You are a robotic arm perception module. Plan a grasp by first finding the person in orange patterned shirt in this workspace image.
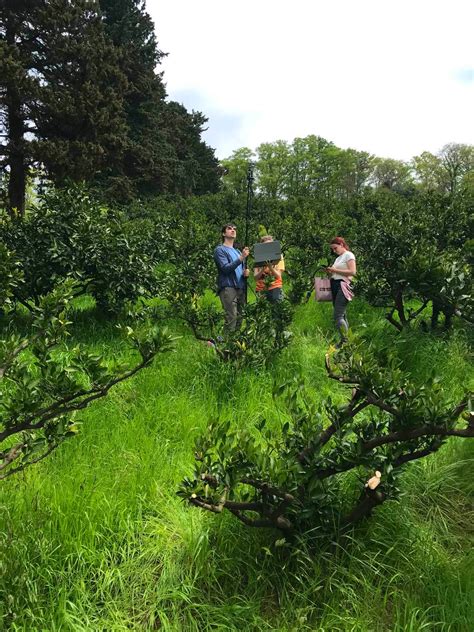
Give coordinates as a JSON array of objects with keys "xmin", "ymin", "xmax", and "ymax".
[{"xmin": 253, "ymin": 235, "xmax": 285, "ymax": 302}]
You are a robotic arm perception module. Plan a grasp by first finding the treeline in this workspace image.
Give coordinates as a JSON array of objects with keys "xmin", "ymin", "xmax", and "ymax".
[
  {"xmin": 0, "ymin": 0, "xmax": 221, "ymax": 216},
  {"xmin": 222, "ymin": 137, "xmax": 474, "ymax": 199}
]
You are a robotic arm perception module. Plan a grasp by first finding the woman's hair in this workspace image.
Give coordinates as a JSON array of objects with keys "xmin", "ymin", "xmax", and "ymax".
[
  {"xmin": 330, "ymin": 236, "xmax": 349, "ymax": 250},
  {"xmin": 260, "ymin": 235, "xmax": 273, "ymax": 242}
]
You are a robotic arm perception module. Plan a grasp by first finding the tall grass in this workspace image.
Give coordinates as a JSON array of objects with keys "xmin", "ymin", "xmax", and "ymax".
[{"xmin": 0, "ymin": 299, "xmax": 472, "ymax": 631}]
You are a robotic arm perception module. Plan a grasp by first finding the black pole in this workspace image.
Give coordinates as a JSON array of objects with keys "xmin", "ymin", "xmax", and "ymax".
[{"xmin": 244, "ymin": 163, "xmax": 254, "ymax": 303}]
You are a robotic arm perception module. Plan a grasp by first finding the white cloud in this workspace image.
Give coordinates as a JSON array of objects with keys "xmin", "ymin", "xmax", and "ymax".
[{"xmin": 147, "ymin": 0, "xmax": 474, "ymax": 160}]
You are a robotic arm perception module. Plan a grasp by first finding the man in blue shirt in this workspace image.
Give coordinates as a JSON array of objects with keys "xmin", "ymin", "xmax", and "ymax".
[{"xmin": 214, "ymin": 223, "xmax": 250, "ymax": 332}]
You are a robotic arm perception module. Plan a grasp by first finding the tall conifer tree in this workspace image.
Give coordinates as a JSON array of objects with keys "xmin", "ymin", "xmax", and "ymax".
[
  {"xmin": 98, "ymin": 0, "xmax": 170, "ymax": 198},
  {"xmin": 98, "ymin": 0, "xmax": 220, "ymax": 199},
  {"xmin": 0, "ymin": 0, "xmax": 128, "ymax": 215}
]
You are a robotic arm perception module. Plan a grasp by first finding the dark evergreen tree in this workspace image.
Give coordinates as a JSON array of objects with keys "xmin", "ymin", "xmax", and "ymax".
[
  {"xmin": 97, "ymin": 0, "xmax": 171, "ymax": 199},
  {"xmin": 97, "ymin": 0, "xmax": 220, "ymax": 199},
  {"xmin": 0, "ymin": 0, "xmax": 128, "ymax": 216},
  {"xmin": 161, "ymin": 101, "xmax": 220, "ymax": 196}
]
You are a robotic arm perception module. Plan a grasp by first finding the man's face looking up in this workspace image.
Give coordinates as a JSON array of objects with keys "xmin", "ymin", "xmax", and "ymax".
[{"xmin": 223, "ymin": 225, "xmax": 237, "ymax": 239}]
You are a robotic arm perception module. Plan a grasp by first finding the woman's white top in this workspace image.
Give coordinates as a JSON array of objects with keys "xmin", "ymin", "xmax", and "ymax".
[{"xmin": 331, "ymin": 250, "xmax": 355, "ymax": 280}]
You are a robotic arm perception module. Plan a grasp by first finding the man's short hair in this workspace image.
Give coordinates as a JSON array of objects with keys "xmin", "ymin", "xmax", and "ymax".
[{"xmin": 221, "ymin": 223, "xmax": 237, "ymax": 233}]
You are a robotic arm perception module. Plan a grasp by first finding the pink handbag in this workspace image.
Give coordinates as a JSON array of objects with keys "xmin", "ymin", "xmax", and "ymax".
[{"xmin": 314, "ymin": 276, "xmax": 332, "ymax": 302}]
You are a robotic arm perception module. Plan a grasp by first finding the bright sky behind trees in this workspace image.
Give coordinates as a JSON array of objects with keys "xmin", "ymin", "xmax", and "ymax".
[{"xmin": 148, "ymin": 0, "xmax": 473, "ymax": 160}]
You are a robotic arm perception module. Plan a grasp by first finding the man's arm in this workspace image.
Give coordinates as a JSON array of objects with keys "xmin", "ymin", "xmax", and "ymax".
[{"xmin": 214, "ymin": 246, "xmax": 249, "ymax": 273}]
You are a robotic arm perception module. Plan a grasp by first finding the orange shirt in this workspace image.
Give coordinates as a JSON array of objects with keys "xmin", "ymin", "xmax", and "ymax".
[{"xmin": 255, "ymin": 257, "xmax": 285, "ymax": 292}]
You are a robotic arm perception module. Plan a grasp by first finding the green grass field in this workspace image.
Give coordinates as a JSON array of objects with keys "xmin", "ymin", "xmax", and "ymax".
[{"xmin": 0, "ymin": 298, "xmax": 473, "ymax": 631}]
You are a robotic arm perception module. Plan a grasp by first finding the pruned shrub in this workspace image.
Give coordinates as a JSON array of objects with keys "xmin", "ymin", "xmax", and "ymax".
[
  {"xmin": 178, "ymin": 338, "xmax": 472, "ymax": 536},
  {"xmin": 1, "ymin": 186, "xmax": 158, "ymax": 313},
  {"xmin": 355, "ymin": 189, "xmax": 473, "ymax": 330},
  {"xmin": 0, "ymin": 281, "xmax": 176, "ymax": 480}
]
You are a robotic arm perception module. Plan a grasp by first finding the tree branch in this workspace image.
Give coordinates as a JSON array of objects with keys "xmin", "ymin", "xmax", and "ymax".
[
  {"xmin": 0, "ymin": 441, "xmax": 25, "ymax": 472},
  {"xmin": 185, "ymin": 317, "xmax": 226, "ymax": 360},
  {"xmin": 408, "ymin": 300, "xmax": 429, "ymax": 319},
  {"xmin": 0, "ymin": 354, "xmax": 154, "ymax": 445},
  {"xmin": 364, "ymin": 392, "xmax": 399, "ymax": 416},
  {"xmin": 189, "ymin": 492, "xmax": 228, "ymax": 514},
  {"xmin": 385, "ymin": 308, "xmax": 403, "ymax": 331},
  {"xmin": 362, "ymin": 420, "xmax": 472, "ymax": 452},
  {"xmin": 241, "ymin": 477, "xmax": 295, "ymax": 502},
  {"xmin": 0, "ymin": 441, "xmax": 60, "ymax": 481},
  {"xmin": 393, "ymin": 445, "xmax": 442, "ymax": 468},
  {"xmin": 298, "ymin": 390, "xmax": 370, "ymax": 463},
  {"xmin": 227, "ymin": 507, "xmax": 293, "ymax": 531}
]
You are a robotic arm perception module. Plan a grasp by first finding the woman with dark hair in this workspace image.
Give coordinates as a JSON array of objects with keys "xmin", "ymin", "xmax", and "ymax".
[{"xmin": 326, "ymin": 237, "xmax": 356, "ymax": 346}]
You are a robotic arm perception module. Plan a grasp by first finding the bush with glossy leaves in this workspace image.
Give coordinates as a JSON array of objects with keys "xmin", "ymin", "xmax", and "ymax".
[
  {"xmin": 1, "ymin": 186, "xmax": 158, "ymax": 313},
  {"xmin": 178, "ymin": 337, "xmax": 473, "ymax": 536},
  {"xmin": 0, "ymin": 281, "xmax": 176, "ymax": 480}
]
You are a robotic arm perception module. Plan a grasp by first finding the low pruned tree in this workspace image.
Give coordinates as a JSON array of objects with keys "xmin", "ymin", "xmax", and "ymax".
[
  {"xmin": 178, "ymin": 340, "xmax": 472, "ymax": 535},
  {"xmin": 0, "ymin": 280, "xmax": 176, "ymax": 480},
  {"xmin": 355, "ymin": 189, "xmax": 473, "ymax": 330}
]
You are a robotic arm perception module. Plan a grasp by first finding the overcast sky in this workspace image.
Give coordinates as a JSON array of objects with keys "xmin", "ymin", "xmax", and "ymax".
[{"xmin": 147, "ymin": 0, "xmax": 474, "ymax": 161}]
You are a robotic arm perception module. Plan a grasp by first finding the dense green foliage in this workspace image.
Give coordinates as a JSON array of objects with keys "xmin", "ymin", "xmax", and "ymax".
[
  {"xmin": 353, "ymin": 189, "xmax": 473, "ymax": 328},
  {"xmin": 97, "ymin": 0, "xmax": 220, "ymax": 199},
  {"xmin": 1, "ymin": 0, "xmax": 127, "ymax": 214},
  {"xmin": 0, "ymin": 4, "xmax": 473, "ymax": 627},
  {"xmin": 1, "ymin": 186, "xmax": 160, "ymax": 312},
  {"xmin": 179, "ymin": 333, "xmax": 472, "ymax": 534},
  {"xmin": 0, "ymin": 170, "xmax": 471, "ymax": 628}
]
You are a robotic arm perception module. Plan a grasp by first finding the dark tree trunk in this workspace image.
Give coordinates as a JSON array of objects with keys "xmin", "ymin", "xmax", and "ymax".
[
  {"xmin": 394, "ymin": 286, "xmax": 407, "ymax": 326},
  {"xmin": 341, "ymin": 489, "xmax": 386, "ymax": 528},
  {"xmin": 431, "ymin": 299, "xmax": 441, "ymax": 329},
  {"xmin": 7, "ymin": 129, "xmax": 26, "ymax": 218},
  {"xmin": 431, "ymin": 299, "xmax": 455, "ymax": 330},
  {"xmin": 5, "ymin": 19, "xmax": 27, "ymax": 218}
]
